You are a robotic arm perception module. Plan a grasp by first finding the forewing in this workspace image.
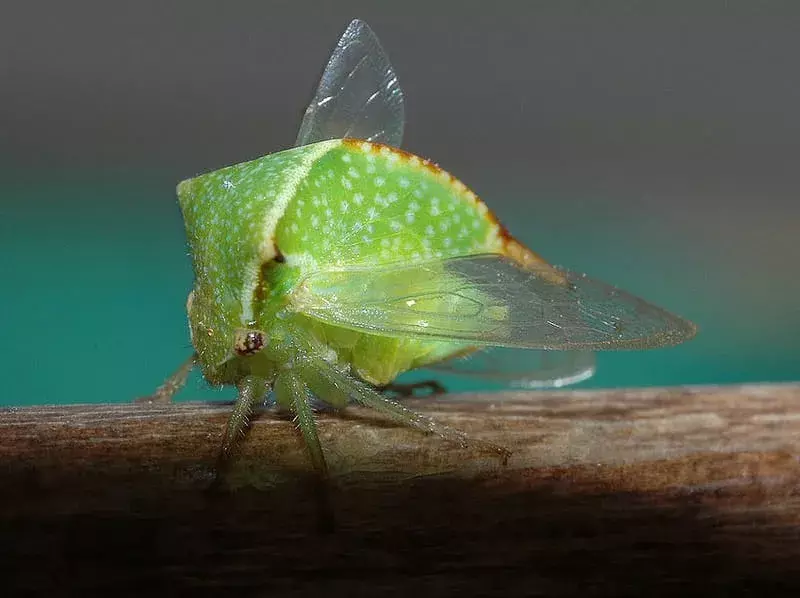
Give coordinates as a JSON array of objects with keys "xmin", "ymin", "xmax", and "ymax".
[
  {"xmin": 428, "ymin": 348, "xmax": 596, "ymax": 389},
  {"xmin": 291, "ymin": 254, "xmax": 697, "ymax": 351},
  {"xmin": 295, "ymin": 19, "xmax": 405, "ymax": 148}
]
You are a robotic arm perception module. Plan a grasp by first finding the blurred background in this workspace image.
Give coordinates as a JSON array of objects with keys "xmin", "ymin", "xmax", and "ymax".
[{"xmin": 1, "ymin": 1, "xmax": 798, "ymax": 405}]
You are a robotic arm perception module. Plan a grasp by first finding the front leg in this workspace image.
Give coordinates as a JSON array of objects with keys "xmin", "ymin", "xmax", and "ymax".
[
  {"xmin": 215, "ymin": 375, "xmax": 270, "ymax": 474},
  {"xmin": 136, "ymin": 353, "xmax": 197, "ymax": 404},
  {"xmin": 275, "ymin": 372, "xmax": 335, "ymax": 532}
]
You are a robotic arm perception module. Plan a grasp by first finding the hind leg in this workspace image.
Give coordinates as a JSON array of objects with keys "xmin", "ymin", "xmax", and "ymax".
[{"xmin": 313, "ymin": 358, "xmax": 510, "ymax": 465}]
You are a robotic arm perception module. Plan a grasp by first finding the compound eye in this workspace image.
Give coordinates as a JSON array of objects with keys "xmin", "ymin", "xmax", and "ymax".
[{"xmin": 234, "ymin": 328, "xmax": 268, "ymax": 356}]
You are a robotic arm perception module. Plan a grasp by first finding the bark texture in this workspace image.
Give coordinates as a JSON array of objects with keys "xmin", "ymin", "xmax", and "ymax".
[{"xmin": 2, "ymin": 384, "xmax": 799, "ymax": 596}]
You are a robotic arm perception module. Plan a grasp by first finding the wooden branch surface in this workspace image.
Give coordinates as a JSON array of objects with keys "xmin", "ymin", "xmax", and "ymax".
[{"xmin": 2, "ymin": 384, "xmax": 800, "ymax": 596}]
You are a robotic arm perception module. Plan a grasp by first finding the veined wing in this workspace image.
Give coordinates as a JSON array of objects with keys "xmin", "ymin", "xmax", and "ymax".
[
  {"xmin": 290, "ymin": 254, "xmax": 697, "ymax": 351},
  {"xmin": 428, "ymin": 348, "xmax": 596, "ymax": 389},
  {"xmin": 295, "ymin": 19, "xmax": 405, "ymax": 148}
]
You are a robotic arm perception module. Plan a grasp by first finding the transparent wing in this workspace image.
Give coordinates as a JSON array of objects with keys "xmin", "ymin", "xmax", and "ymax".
[
  {"xmin": 295, "ymin": 19, "xmax": 405, "ymax": 148},
  {"xmin": 428, "ymin": 348, "xmax": 596, "ymax": 389},
  {"xmin": 291, "ymin": 254, "xmax": 697, "ymax": 351}
]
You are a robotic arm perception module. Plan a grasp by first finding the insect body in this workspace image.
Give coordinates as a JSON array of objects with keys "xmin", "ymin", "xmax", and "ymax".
[
  {"xmin": 181, "ymin": 138, "xmax": 554, "ymax": 388},
  {"xmin": 142, "ymin": 20, "xmax": 696, "ymax": 478}
]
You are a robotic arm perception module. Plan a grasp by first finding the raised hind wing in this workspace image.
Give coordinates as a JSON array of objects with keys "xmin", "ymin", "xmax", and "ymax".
[
  {"xmin": 295, "ymin": 19, "xmax": 405, "ymax": 148},
  {"xmin": 290, "ymin": 254, "xmax": 697, "ymax": 351}
]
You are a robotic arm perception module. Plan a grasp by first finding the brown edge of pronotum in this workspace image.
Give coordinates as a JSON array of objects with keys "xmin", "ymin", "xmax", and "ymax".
[{"xmin": 342, "ymin": 138, "xmax": 567, "ymax": 285}]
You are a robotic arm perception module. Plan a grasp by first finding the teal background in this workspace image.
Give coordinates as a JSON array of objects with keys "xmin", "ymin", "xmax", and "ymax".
[{"xmin": 2, "ymin": 2, "xmax": 798, "ymax": 405}]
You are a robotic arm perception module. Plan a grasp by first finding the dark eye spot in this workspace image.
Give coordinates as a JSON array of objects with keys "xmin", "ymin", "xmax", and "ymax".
[{"xmin": 234, "ymin": 329, "xmax": 266, "ymax": 356}]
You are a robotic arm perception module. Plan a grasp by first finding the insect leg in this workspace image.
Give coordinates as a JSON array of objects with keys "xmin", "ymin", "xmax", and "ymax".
[
  {"xmin": 212, "ymin": 375, "xmax": 270, "ymax": 483},
  {"xmin": 313, "ymin": 357, "xmax": 511, "ymax": 465},
  {"xmin": 275, "ymin": 374, "xmax": 328, "ymax": 476},
  {"xmin": 275, "ymin": 373, "xmax": 334, "ymax": 532},
  {"xmin": 135, "ymin": 353, "xmax": 197, "ymax": 404}
]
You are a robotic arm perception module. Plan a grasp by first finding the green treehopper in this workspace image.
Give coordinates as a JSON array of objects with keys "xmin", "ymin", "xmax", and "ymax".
[{"xmin": 140, "ymin": 19, "xmax": 696, "ymax": 494}]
